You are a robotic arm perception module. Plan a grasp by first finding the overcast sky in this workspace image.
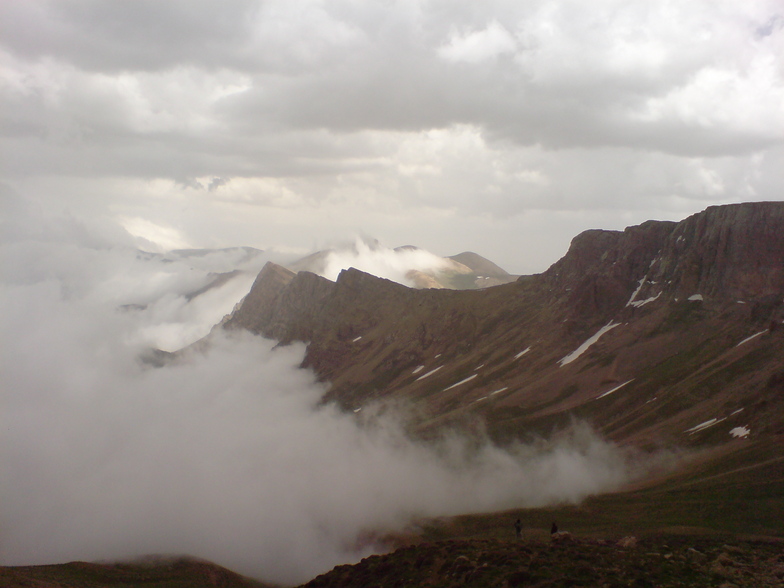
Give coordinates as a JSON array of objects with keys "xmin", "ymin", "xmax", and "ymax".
[{"xmin": 1, "ymin": 0, "xmax": 783, "ymax": 273}]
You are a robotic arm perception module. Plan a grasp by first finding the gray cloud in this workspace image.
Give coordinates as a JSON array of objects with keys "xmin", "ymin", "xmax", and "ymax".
[
  {"xmin": 0, "ymin": 1, "xmax": 782, "ymax": 274},
  {"xmin": 0, "ymin": 0, "xmax": 259, "ymax": 72}
]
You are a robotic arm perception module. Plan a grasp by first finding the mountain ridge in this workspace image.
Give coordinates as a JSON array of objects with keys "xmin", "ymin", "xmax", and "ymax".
[{"xmin": 224, "ymin": 202, "xmax": 784, "ymax": 451}]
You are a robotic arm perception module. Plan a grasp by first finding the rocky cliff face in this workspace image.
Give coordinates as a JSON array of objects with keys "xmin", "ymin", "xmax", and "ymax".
[
  {"xmin": 224, "ymin": 202, "xmax": 784, "ymax": 452},
  {"xmin": 654, "ymin": 202, "xmax": 784, "ymax": 300}
]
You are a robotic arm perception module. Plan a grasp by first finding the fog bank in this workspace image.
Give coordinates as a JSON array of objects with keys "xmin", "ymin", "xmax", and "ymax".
[{"xmin": 1, "ymin": 217, "xmax": 640, "ymax": 585}]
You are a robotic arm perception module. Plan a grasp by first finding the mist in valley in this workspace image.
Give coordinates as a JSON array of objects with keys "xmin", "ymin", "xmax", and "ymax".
[{"xmin": 0, "ymin": 214, "xmax": 647, "ymax": 585}]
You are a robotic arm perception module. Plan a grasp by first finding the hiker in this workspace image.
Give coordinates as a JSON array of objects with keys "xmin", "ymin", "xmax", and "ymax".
[
  {"xmin": 514, "ymin": 518, "xmax": 522, "ymax": 539},
  {"xmin": 550, "ymin": 521, "xmax": 558, "ymax": 535}
]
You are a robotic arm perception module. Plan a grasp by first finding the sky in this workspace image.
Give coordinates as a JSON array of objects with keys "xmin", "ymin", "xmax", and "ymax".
[{"xmin": 2, "ymin": 0, "xmax": 783, "ymax": 274}]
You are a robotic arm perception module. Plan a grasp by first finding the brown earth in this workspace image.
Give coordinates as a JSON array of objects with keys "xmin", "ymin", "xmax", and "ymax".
[{"xmin": 301, "ymin": 534, "xmax": 784, "ymax": 588}]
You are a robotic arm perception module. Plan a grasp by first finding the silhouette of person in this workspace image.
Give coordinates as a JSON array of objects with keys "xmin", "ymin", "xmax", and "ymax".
[
  {"xmin": 514, "ymin": 518, "xmax": 522, "ymax": 539},
  {"xmin": 551, "ymin": 521, "xmax": 558, "ymax": 535}
]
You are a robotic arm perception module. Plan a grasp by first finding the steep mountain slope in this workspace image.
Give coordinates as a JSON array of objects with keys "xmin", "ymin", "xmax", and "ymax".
[{"xmin": 224, "ymin": 202, "xmax": 784, "ymax": 455}]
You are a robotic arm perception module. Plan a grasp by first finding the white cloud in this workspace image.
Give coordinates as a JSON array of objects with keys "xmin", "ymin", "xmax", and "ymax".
[
  {"xmin": 316, "ymin": 237, "xmax": 459, "ymax": 286},
  {"xmin": 120, "ymin": 217, "xmax": 192, "ymax": 251}
]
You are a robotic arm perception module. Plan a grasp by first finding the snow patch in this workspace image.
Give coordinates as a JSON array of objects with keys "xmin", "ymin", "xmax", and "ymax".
[
  {"xmin": 630, "ymin": 292, "xmax": 661, "ymax": 308},
  {"xmin": 412, "ymin": 365, "xmax": 424, "ymax": 375},
  {"xmin": 596, "ymin": 379, "xmax": 635, "ymax": 400},
  {"xmin": 416, "ymin": 366, "xmax": 443, "ymax": 381},
  {"xmin": 730, "ymin": 408, "xmax": 744, "ymax": 416},
  {"xmin": 685, "ymin": 417, "xmax": 725, "ymax": 434},
  {"xmin": 687, "ymin": 294, "xmax": 703, "ymax": 301},
  {"xmin": 444, "ymin": 373, "xmax": 478, "ymax": 391},
  {"xmin": 730, "ymin": 426, "xmax": 750, "ymax": 439},
  {"xmin": 489, "ymin": 387, "xmax": 508, "ymax": 396},
  {"xmin": 558, "ymin": 322, "xmax": 620, "ymax": 367},
  {"xmin": 626, "ymin": 277, "xmax": 647, "ymax": 306},
  {"xmin": 736, "ymin": 330, "xmax": 767, "ymax": 347},
  {"xmin": 475, "ymin": 364, "xmax": 485, "ymax": 371},
  {"xmin": 514, "ymin": 347, "xmax": 531, "ymax": 360},
  {"xmin": 352, "ymin": 336, "xmax": 362, "ymax": 342}
]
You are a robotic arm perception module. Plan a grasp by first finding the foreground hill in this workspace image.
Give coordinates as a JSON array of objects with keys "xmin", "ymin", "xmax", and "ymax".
[
  {"xmin": 302, "ymin": 535, "xmax": 784, "ymax": 588},
  {"xmin": 0, "ymin": 556, "xmax": 274, "ymax": 588},
  {"xmin": 5, "ymin": 534, "xmax": 782, "ymax": 587}
]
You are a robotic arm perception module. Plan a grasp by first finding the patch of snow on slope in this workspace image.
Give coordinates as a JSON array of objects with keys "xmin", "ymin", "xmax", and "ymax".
[
  {"xmin": 596, "ymin": 379, "xmax": 635, "ymax": 400},
  {"xmin": 626, "ymin": 277, "xmax": 647, "ymax": 306},
  {"xmin": 630, "ymin": 292, "xmax": 661, "ymax": 308},
  {"xmin": 444, "ymin": 374, "xmax": 478, "ymax": 391},
  {"xmin": 558, "ymin": 322, "xmax": 620, "ymax": 367},
  {"xmin": 490, "ymin": 387, "xmax": 508, "ymax": 396},
  {"xmin": 514, "ymin": 347, "xmax": 531, "ymax": 360},
  {"xmin": 730, "ymin": 426, "xmax": 750, "ymax": 438},
  {"xmin": 688, "ymin": 294, "xmax": 703, "ymax": 301},
  {"xmin": 412, "ymin": 365, "xmax": 424, "ymax": 374},
  {"xmin": 416, "ymin": 366, "xmax": 443, "ymax": 381},
  {"xmin": 685, "ymin": 418, "xmax": 725, "ymax": 434},
  {"xmin": 352, "ymin": 336, "xmax": 362, "ymax": 342},
  {"xmin": 730, "ymin": 408, "xmax": 744, "ymax": 416},
  {"xmin": 736, "ymin": 330, "xmax": 767, "ymax": 347}
]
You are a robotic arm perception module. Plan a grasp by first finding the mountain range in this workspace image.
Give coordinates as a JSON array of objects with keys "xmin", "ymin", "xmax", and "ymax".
[
  {"xmin": 218, "ymin": 201, "xmax": 784, "ymax": 553},
  {"xmin": 5, "ymin": 201, "xmax": 782, "ymax": 587},
  {"xmin": 224, "ymin": 202, "xmax": 784, "ymax": 450}
]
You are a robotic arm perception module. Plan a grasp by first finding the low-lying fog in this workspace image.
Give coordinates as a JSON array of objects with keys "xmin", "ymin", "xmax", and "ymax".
[{"xmin": 2, "ymin": 212, "xmax": 642, "ymax": 585}]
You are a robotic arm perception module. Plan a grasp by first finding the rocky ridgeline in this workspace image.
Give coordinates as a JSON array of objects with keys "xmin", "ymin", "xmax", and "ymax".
[
  {"xmin": 222, "ymin": 202, "xmax": 784, "ymax": 451},
  {"xmin": 301, "ymin": 535, "xmax": 784, "ymax": 588},
  {"xmin": 547, "ymin": 202, "xmax": 784, "ymax": 320}
]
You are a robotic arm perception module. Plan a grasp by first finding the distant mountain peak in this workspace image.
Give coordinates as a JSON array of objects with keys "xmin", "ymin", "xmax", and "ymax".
[{"xmin": 284, "ymin": 240, "xmax": 517, "ymax": 290}]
